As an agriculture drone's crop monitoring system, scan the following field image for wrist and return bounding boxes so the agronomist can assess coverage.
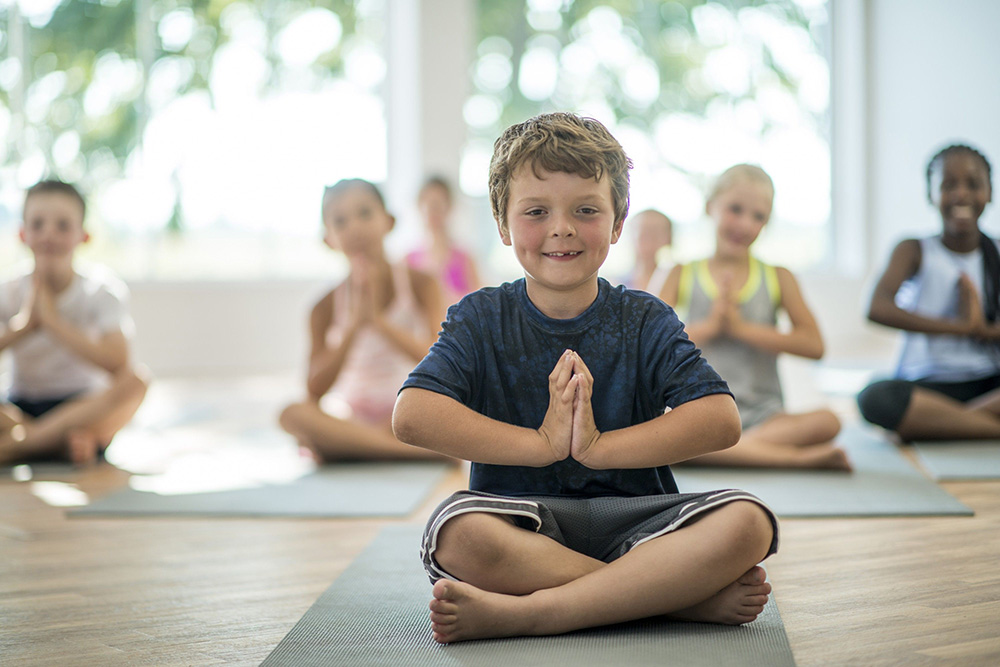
[574,430,603,469]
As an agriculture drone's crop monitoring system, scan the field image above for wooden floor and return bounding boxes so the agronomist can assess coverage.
[3,384,1000,665]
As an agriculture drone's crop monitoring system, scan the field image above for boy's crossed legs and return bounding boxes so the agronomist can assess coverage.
[0,367,148,466]
[428,498,775,643]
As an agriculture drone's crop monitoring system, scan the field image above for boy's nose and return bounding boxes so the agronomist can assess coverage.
[550,213,576,236]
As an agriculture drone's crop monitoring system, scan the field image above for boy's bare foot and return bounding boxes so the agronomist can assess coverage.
[669,565,772,625]
[428,579,535,643]
[801,444,852,471]
[67,430,100,466]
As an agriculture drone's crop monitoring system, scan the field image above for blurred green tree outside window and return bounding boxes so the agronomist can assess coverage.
[0,0,386,279]
[1,0,829,280]
[460,0,830,279]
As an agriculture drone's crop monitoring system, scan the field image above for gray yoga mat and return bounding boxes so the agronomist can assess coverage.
[913,440,1000,480]
[673,425,972,517]
[262,525,796,667]
[68,462,450,518]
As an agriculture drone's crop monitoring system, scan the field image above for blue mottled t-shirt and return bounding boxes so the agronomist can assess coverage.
[401,278,732,498]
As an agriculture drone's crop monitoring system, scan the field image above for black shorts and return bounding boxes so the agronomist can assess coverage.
[9,393,84,419]
[421,489,780,583]
[857,374,1000,430]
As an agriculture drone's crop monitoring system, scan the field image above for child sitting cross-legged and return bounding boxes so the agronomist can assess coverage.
[0,180,148,466]
[392,113,779,644]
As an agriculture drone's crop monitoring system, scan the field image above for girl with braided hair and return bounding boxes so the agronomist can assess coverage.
[858,143,1000,440]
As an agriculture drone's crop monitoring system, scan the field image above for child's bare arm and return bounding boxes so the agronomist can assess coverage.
[868,239,971,335]
[374,269,444,362]
[35,284,129,372]
[393,351,578,466]
[305,291,357,399]
[0,297,39,353]
[574,392,741,470]
[725,267,824,359]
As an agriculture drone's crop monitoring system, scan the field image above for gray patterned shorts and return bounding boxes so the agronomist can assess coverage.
[421,489,779,583]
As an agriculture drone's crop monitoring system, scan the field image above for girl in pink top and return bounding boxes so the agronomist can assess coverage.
[279,179,450,462]
[406,177,482,305]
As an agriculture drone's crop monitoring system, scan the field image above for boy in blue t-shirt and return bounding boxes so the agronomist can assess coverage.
[393,113,779,644]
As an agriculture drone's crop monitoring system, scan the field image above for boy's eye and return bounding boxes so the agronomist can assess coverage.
[729,204,742,214]
[525,208,546,216]
[579,207,598,215]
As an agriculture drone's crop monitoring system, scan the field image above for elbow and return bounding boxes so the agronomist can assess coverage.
[807,338,825,360]
[391,392,420,445]
[305,374,327,400]
[722,416,742,450]
[717,399,742,451]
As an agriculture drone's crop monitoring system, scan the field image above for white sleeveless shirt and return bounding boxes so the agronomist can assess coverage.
[894,236,1000,382]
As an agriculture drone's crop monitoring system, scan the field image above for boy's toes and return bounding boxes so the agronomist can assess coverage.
[430,611,457,625]
[738,566,766,586]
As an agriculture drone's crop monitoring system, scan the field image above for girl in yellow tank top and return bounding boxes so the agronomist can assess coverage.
[658,165,849,470]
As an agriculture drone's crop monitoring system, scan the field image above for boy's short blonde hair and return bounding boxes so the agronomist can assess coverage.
[707,164,774,205]
[488,113,632,234]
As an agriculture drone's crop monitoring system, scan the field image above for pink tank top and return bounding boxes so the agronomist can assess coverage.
[326,262,427,423]
[406,246,475,302]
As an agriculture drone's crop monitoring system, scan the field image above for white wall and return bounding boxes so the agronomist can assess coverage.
[867,0,1000,266]
[129,280,326,377]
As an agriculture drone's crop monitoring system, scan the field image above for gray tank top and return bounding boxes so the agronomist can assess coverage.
[677,257,784,428]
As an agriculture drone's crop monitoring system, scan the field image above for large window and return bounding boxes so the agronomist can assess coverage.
[0,0,386,279]
[463,0,830,278]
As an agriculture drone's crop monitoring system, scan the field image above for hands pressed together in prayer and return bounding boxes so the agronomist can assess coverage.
[10,275,60,335]
[700,270,746,342]
[958,273,1000,342]
[537,349,602,467]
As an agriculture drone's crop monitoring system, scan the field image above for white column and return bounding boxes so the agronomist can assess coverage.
[385,0,473,211]
[829,0,870,277]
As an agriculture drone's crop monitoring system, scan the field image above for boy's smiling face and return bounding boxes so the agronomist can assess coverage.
[500,166,623,318]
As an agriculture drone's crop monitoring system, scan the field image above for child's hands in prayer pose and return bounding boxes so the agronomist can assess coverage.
[538,350,601,466]
[958,273,1000,341]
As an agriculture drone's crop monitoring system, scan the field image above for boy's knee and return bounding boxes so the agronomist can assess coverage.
[111,366,149,400]
[721,501,775,559]
[434,512,512,578]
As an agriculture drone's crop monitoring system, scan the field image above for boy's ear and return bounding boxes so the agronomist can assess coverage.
[497,223,512,246]
[611,218,625,244]
[322,226,339,251]
[18,227,25,244]
[81,231,91,244]
[386,213,396,232]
